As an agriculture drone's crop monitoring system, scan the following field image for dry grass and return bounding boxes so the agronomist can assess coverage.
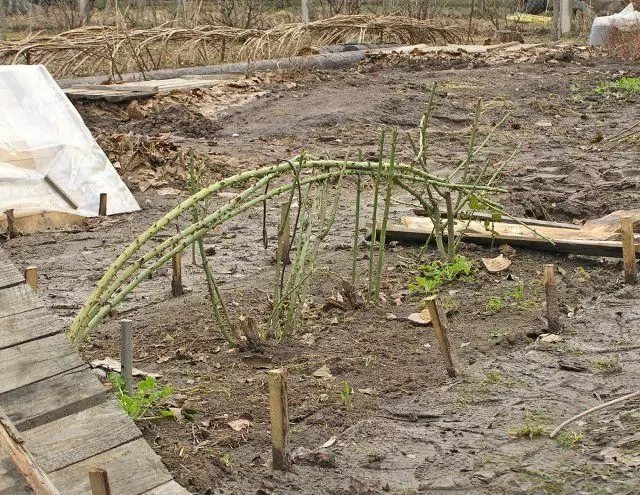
[604,23,640,60]
[0,14,460,79]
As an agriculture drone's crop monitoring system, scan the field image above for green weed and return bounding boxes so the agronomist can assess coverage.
[510,413,549,439]
[593,357,621,374]
[339,381,353,404]
[556,431,584,448]
[409,255,474,296]
[486,296,505,313]
[109,373,174,420]
[595,77,640,99]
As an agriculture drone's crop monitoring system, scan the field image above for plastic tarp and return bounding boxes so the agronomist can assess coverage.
[590,3,640,45]
[0,65,139,219]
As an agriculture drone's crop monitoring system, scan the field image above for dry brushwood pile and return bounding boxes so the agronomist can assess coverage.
[359,43,608,72]
[0,15,459,78]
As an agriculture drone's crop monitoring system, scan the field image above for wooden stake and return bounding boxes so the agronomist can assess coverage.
[98,193,108,217]
[621,216,637,284]
[425,295,456,378]
[0,411,60,495]
[120,320,133,395]
[171,251,183,296]
[268,368,290,470]
[88,468,111,495]
[544,264,561,333]
[24,266,37,292]
[4,209,16,239]
[280,203,291,265]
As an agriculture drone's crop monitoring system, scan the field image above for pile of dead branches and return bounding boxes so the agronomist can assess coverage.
[240,14,460,60]
[0,15,460,78]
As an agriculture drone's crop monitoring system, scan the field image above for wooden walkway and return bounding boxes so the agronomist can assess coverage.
[0,248,190,495]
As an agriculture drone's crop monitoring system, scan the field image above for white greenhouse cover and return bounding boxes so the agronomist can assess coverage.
[0,65,140,219]
[589,3,640,45]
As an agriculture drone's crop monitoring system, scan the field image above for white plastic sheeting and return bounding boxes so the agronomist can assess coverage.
[0,65,140,219]
[589,3,640,45]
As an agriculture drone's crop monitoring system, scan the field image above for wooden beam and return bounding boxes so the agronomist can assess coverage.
[120,320,134,395]
[373,223,640,258]
[88,468,111,495]
[621,216,637,284]
[0,284,44,318]
[4,209,16,239]
[0,307,58,351]
[413,209,581,230]
[171,252,183,297]
[43,176,78,210]
[425,295,456,378]
[0,249,24,290]
[99,194,108,217]
[0,410,60,495]
[543,264,561,333]
[24,267,37,293]
[268,369,290,470]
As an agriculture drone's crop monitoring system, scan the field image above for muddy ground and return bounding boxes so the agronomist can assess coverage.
[4,45,640,494]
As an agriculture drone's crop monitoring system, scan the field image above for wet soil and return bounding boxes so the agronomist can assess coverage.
[3,47,640,494]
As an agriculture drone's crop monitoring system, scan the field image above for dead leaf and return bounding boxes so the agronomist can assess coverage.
[90,357,161,378]
[407,309,432,326]
[482,254,512,273]
[228,419,252,431]
[313,365,333,379]
[357,388,379,395]
[320,436,337,448]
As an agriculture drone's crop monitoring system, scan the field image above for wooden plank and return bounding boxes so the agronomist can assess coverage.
[0,333,85,395]
[23,401,141,473]
[0,450,30,495]
[373,223,640,258]
[0,284,44,318]
[141,481,191,495]
[47,438,172,495]
[0,250,23,290]
[413,208,582,230]
[0,368,105,431]
[0,307,58,351]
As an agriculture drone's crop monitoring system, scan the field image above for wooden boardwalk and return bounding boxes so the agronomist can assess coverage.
[0,248,190,495]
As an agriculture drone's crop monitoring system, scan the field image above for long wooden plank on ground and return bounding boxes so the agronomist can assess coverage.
[413,208,582,230]
[0,307,57,350]
[0,250,23,291]
[0,333,85,395]
[142,481,191,495]
[0,284,43,318]
[48,438,172,495]
[0,368,105,431]
[23,400,141,473]
[375,223,639,258]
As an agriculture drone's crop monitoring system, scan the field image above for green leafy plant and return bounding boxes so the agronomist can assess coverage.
[556,431,584,448]
[510,413,549,439]
[485,296,504,313]
[409,255,474,296]
[595,77,640,99]
[109,373,174,420]
[339,381,353,404]
[593,357,621,374]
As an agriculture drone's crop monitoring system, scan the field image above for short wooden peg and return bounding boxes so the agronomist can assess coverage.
[621,216,637,284]
[98,193,108,217]
[268,368,290,470]
[544,264,561,333]
[171,251,183,296]
[4,209,16,239]
[24,266,37,292]
[88,468,111,495]
[425,295,456,378]
[120,319,133,395]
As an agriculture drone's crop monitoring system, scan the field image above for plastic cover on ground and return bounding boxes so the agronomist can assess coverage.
[589,3,640,45]
[0,65,140,219]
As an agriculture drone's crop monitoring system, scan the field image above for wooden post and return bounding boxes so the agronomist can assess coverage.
[24,266,37,292]
[301,0,310,22]
[543,264,561,333]
[268,369,290,470]
[552,0,561,40]
[171,251,183,296]
[88,468,111,495]
[120,320,133,395]
[560,0,571,35]
[98,193,108,217]
[621,216,637,284]
[280,204,292,264]
[0,411,60,495]
[4,209,16,239]
[425,295,456,378]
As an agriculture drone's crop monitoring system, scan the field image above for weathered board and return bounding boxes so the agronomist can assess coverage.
[0,450,30,495]
[142,481,192,495]
[24,400,141,472]
[0,367,105,431]
[48,438,173,495]
[0,333,85,395]
[0,250,23,290]
[0,284,43,318]
[0,307,57,350]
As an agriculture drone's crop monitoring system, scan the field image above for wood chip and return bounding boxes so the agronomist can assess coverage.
[481,254,512,273]
[407,309,432,326]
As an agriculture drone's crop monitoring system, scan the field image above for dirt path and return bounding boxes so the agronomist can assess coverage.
[3,47,640,494]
